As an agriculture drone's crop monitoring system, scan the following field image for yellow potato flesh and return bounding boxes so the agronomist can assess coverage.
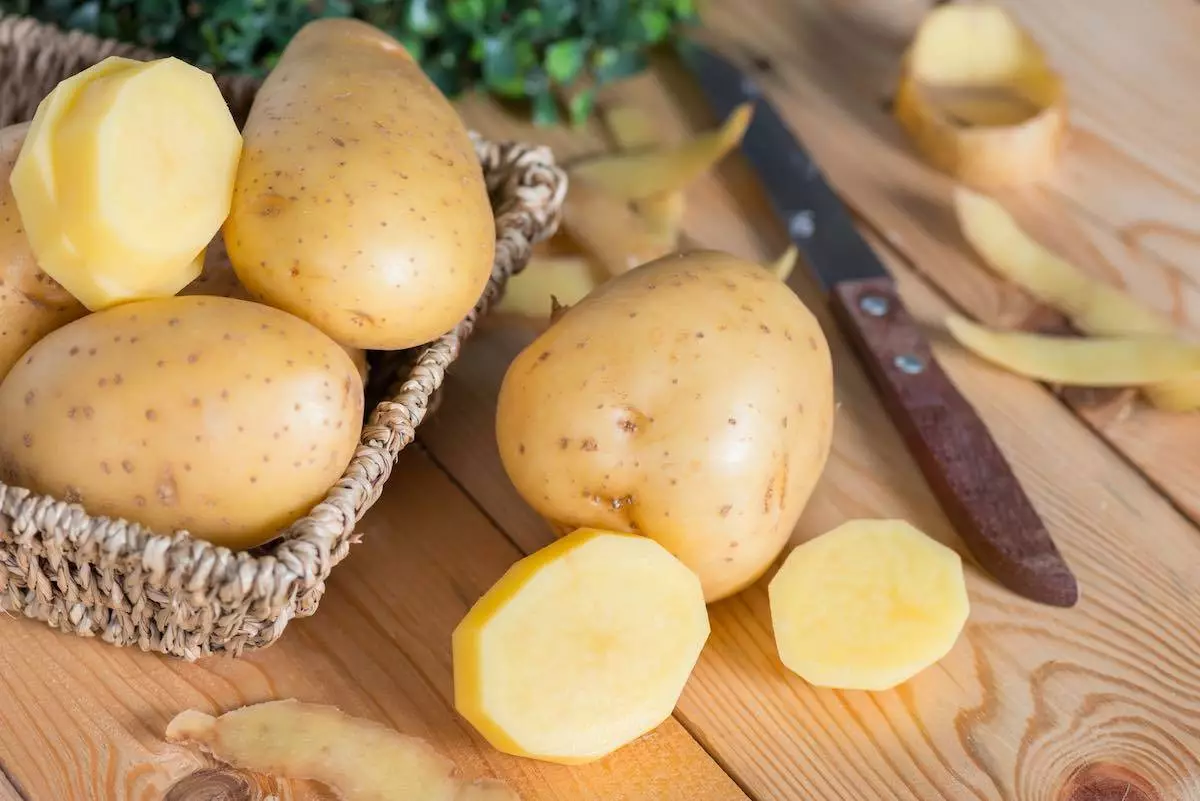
[495,251,835,601]
[53,57,241,295]
[569,103,753,201]
[0,295,363,548]
[954,188,1200,410]
[453,529,709,765]
[9,57,139,301]
[167,700,471,801]
[946,314,1200,386]
[226,19,495,350]
[894,4,1065,186]
[495,256,601,321]
[0,123,85,380]
[768,520,969,691]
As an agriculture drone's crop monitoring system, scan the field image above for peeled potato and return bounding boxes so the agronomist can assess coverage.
[167,700,519,800]
[12,56,241,310]
[769,520,969,691]
[894,4,1065,186]
[954,187,1200,410]
[945,314,1200,387]
[453,529,710,765]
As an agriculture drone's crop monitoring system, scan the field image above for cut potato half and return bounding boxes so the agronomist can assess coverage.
[769,520,969,692]
[894,4,1065,186]
[453,529,710,764]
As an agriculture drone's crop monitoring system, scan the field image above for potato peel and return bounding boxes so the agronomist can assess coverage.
[894,4,1066,186]
[768,245,799,282]
[166,700,519,801]
[561,178,674,278]
[569,103,754,201]
[954,187,1200,410]
[946,314,1200,387]
[495,256,601,321]
[602,105,686,250]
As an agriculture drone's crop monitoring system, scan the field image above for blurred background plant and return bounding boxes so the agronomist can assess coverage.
[1,0,698,124]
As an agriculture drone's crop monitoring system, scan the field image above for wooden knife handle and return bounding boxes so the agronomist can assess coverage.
[829,276,1078,607]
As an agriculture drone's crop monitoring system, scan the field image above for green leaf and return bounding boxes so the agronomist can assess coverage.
[567,87,595,127]
[480,34,519,86]
[531,89,560,126]
[447,0,485,30]
[544,38,584,85]
[406,0,441,36]
[637,9,669,42]
[592,46,645,84]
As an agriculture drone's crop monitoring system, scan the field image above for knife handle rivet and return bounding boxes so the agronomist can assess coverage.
[894,354,925,375]
[789,210,815,239]
[859,294,890,317]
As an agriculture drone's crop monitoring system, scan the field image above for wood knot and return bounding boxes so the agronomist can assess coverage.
[1059,763,1160,801]
[164,768,267,801]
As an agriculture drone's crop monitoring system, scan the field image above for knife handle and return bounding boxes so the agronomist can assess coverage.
[828,276,1078,607]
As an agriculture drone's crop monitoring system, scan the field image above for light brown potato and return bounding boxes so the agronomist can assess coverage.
[495,251,835,602]
[0,123,86,381]
[225,19,495,350]
[0,296,363,549]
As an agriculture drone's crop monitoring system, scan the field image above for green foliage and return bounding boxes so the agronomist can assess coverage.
[3,0,698,124]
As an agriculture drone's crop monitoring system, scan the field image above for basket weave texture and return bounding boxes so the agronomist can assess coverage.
[0,15,567,660]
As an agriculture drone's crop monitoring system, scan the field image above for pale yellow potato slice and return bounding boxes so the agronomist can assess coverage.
[453,529,710,765]
[769,520,969,692]
[946,314,1200,386]
[166,699,518,801]
[495,256,601,320]
[48,57,241,309]
[570,103,753,201]
[894,4,1065,186]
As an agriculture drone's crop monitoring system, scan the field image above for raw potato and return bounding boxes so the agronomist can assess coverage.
[184,236,370,384]
[570,103,753,201]
[561,178,674,278]
[954,187,1200,410]
[0,296,363,548]
[226,19,495,350]
[894,4,1065,186]
[769,520,969,691]
[945,314,1200,386]
[453,529,709,764]
[495,251,835,601]
[167,699,519,801]
[12,56,241,310]
[0,123,85,381]
[494,256,601,321]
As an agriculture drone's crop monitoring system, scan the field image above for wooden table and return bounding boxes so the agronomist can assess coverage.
[4,1,1200,799]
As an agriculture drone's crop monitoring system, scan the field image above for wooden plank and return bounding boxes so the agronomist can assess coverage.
[0,768,26,801]
[420,95,1200,801]
[0,448,745,801]
[661,0,1200,524]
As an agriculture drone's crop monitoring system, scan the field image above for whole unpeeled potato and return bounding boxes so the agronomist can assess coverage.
[0,295,364,549]
[496,251,835,602]
[0,122,85,380]
[225,18,495,350]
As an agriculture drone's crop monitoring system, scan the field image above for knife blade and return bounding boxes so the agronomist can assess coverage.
[678,42,1079,607]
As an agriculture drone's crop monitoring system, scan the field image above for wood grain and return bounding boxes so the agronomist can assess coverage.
[421,69,1200,801]
[680,0,1200,529]
[0,448,745,801]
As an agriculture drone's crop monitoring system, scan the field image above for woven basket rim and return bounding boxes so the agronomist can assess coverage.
[0,14,567,622]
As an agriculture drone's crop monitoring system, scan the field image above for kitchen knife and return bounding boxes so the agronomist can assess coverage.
[678,42,1079,607]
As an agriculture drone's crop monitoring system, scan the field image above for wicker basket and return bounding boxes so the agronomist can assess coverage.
[0,15,567,660]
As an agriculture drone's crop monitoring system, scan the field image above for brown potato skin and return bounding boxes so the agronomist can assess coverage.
[224,19,495,350]
[496,251,836,602]
[0,123,85,380]
[0,296,364,549]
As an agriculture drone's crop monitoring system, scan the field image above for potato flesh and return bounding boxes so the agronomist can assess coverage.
[946,315,1200,387]
[166,700,497,801]
[0,123,85,380]
[453,529,710,764]
[0,296,363,548]
[225,19,495,350]
[495,251,835,602]
[11,56,240,310]
[768,520,969,691]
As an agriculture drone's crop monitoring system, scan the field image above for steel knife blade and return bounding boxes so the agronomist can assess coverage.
[678,42,1079,607]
